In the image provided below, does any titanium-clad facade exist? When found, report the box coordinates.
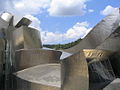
[13,26,42,50]
[64,8,120,53]
[96,27,120,51]
[14,49,62,71]
[109,52,120,78]
[61,51,89,90]
[83,49,115,90]
[0,12,14,90]
[103,78,120,90]
[0,8,120,90]
[14,64,61,90]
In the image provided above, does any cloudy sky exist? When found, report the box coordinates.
[0,0,119,44]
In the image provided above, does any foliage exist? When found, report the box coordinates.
[43,38,82,50]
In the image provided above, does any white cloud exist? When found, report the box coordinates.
[65,22,91,39]
[6,0,51,15]
[4,0,89,17]
[41,21,92,44]
[41,31,64,44]
[0,0,89,24]
[100,5,116,15]
[0,0,92,44]
[0,0,51,24]
[88,9,94,13]
[48,0,87,16]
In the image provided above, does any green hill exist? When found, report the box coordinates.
[43,38,82,50]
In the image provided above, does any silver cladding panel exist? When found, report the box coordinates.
[96,27,120,51]
[1,12,13,23]
[14,64,61,90]
[0,38,5,51]
[61,50,89,90]
[109,52,120,77]
[64,9,120,53]
[83,49,115,90]
[83,49,113,59]
[0,17,9,30]
[15,17,32,28]
[0,51,4,90]
[14,49,62,71]
[0,17,10,49]
[14,78,60,90]
[103,78,120,90]
[13,26,42,50]
[0,51,4,76]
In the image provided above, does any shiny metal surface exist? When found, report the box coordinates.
[61,50,89,90]
[0,51,4,76]
[109,52,120,78]
[83,49,115,90]
[0,12,14,90]
[0,10,120,90]
[96,27,120,51]
[13,26,42,50]
[15,17,31,28]
[83,49,113,60]
[14,49,62,71]
[0,12,13,35]
[103,78,120,90]
[64,8,120,53]
[0,51,4,90]
[0,17,9,30]
[1,12,13,23]
[0,38,5,51]
[14,64,61,90]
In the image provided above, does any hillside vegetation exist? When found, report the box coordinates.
[43,38,82,50]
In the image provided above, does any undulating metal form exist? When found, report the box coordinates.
[0,51,4,89]
[0,36,5,84]
[109,51,120,78]
[13,49,62,71]
[13,50,89,90]
[0,12,14,90]
[64,8,120,53]
[61,50,89,90]
[96,26,120,51]
[0,37,5,51]
[0,12,13,50]
[0,52,3,76]
[12,26,42,50]
[83,49,115,90]
[13,64,61,90]
[0,8,120,90]
[0,12,13,31]
[15,17,32,28]
[103,78,120,90]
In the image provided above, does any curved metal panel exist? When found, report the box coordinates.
[0,51,4,90]
[109,52,120,78]
[64,8,120,53]
[83,49,115,90]
[14,49,62,71]
[0,12,14,90]
[0,12,14,34]
[13,26,42,50]
[15,17,31,28]
[103,78,120,90]
[96,27,120,51]
[1,12,13,23]
[13,64,61,90]
[61,51,89,90]
[0,38,5,51]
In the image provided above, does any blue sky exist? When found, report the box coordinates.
[0,0,120,44]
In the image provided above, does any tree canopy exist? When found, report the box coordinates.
[43,38,82,50]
